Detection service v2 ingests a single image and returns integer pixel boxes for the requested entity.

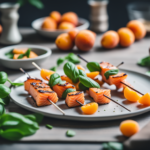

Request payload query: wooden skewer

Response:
[20,68,31,78]
[103,94,131,112]
[32,62,41,71]
[77,54,89,63]
[76,100,84,106]
[116,62,124,68]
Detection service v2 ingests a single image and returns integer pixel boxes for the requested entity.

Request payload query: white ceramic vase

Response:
[88,0,109,32]
[0,3,22,45]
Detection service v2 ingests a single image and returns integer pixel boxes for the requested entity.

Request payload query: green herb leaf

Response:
[28,0,44,9]
[138,56,150,67]
[0,72,8,84]
[79,75,100,89]
[87,62,101,72]
[78,69,87,77]
[25,49,31,58]
[46,124,53,129]
[0,84,11,98]
[17,0,26,6]
[104,69,119,79]
[103,142,123,150]
[66,53,80,64]
[0,98,5,105]
[146,71,150,76]
[32,113,43,124]
[0,104,5,117]
[63,62,79,83]
[78,83,88,91]
[57,58,65,66]
[66,130,76,137]
[7,79,24,86]
[5,50,14,59]
[62,88,76,99]
[17,54,24,59]
[50,66,57,71]
[2,96,10,106]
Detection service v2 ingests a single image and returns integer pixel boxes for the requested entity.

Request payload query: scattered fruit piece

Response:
[120,120,140,137]
[66,130,76,137]
[86,71,99,79]
[58,22,74,30]
[50,11,61,23]
[81,102,98,115]
[41,69,55,80]
[138,93,150,106]
[42,17,57,30]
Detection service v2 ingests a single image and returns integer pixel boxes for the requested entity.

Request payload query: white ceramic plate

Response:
[10,69,150,121]
[31,17,90,38]
[0,45,51,70]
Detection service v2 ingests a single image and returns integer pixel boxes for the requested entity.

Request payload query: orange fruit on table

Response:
[101,30,119,49]
[138,93,150,106]
[55,33,74,51]
[0,24,3,34]
[61,12,78,26]
[68,29,79,41]
[81,102,98,115]
[41,69,55,80]
[50,11,61,23]
[75,30,96,51]
[120,120,140,137]
[127,20,146,40]
[42,17,57,30]
[58,22,74,30]
[118,27,135,47]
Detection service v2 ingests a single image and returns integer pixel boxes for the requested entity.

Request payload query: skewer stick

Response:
[20,68,31,78]
[103,94,131,112]
[116,62,124,68]
[76,100,84,106]
[47,99,65,115]
[120,81,144,96]
[77,54,89,63]
[32,62,41,71]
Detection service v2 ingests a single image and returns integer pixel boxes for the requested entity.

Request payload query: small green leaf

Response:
[5,50,14,59]
[78,69,86,77]
[104,69,119,80]
[50,66,57,71]
[28,0,44,9]
[32,113,43,124]
[138,56,150,67]
[25,49,31,58]
[0,84,11,98]
[0,104,5,116]
[66,53,80,64]
[17,0,26,6]
[7,79,24,86]
[62,88,76,99]
[2,96,10,106]
[108,142,123,150]
[78,83,88,91]
[17,54,24,59]
[46,124,53,129]
[57,58,65,66]
[146,71,150,76]
[0,98,5,105]
[87,62,101,72]
[0,72,8,84]
[66,130,76,137]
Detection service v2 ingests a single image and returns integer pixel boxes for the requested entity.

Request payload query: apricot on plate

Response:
[81,102,98,115]
[120,120,140,137]
[61,75,74,84]
[75,30,96,51]
[50,11,61,23]
[86,71,99,79]
[58,22,74,30]
[41,69,55,80]
[118,27,135,47]
[124,87,142,102]
[127,20,146,40]
[55,33,74,51]
[61,12,78,26]
[76,65,85,71]
[0,24,2,34]
[138,93,150,106]
[101,30,119,49]
[13,48,27,54]
[68,29,79,41]
[42,17,57,30]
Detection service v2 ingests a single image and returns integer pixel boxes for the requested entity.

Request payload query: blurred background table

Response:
[0,28,150,150]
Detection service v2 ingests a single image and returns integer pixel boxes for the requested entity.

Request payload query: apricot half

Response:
[127,20,146,40]
[50,11,61,23]
[81,102,98,115]
[101,30,119,49]
[55,33,74,51]
[124,87,141,102]
[58,22,74,30]
[42,17,57,30]
[76,65,85,71]
[120,120,140,137]
[118,27,135,47]
[41,69,55,80]
[138,93,150,106]
[86,72,99,79]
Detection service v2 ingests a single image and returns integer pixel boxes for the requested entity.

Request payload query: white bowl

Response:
[0,45,51,70]
[31,17,90,38]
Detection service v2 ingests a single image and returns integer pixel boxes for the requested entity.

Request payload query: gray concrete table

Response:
[0,28,150,149]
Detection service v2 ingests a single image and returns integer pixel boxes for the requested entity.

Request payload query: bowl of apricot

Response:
[31,11,90,38]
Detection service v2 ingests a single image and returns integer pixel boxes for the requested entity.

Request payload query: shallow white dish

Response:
[10,69,150,121]
[0,45,51,70]
[31,17,90,38]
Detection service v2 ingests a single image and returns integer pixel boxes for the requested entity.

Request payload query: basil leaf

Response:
[138,56,150,67]
[104,69,119,80]
[66,130,76,137]
[2,96,10,106]
[0,72,8,84]
[62,88,76,99]
[66,53,80,64]
[0,84,11,98]
[0,98,5,105]
[63,62,79,83]
[0,104,5,117]
[25,48,31,58]
[30,113,43,124]
[57,58,65,66]
[50,66,57,71]
[108,142,123,150]
[28,0,44,9]
[79,75,100,89]
[17,54,24,59]
[78,83,88,91]
[46,124,53,129]
[146,71,150,76]
[78,69,86,77]
[7,79,24,86]
[87,62,101,72]
[5,50,14,59]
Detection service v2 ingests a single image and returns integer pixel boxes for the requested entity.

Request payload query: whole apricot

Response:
[50,11,61,23]
[0,25,2,34]
[118,28,135,47]
[101,30,119,49]
[42,17,57,30]
[127,20,146,40]
[58,22,74,30]
[75,30,96,51]
[61,12,78,26]
[120,120,140,137]
[68,29,79,41]
[55,33,74,51]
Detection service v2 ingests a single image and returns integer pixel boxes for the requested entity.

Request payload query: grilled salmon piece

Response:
[109,73,128,89]
[89,88,111,104]
[24,77,43,93]
[65,91,85,107]
[53,82,76,98]
[29,82,58,106]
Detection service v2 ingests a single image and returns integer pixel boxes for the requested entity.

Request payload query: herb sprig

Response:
[17,48,31,59]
